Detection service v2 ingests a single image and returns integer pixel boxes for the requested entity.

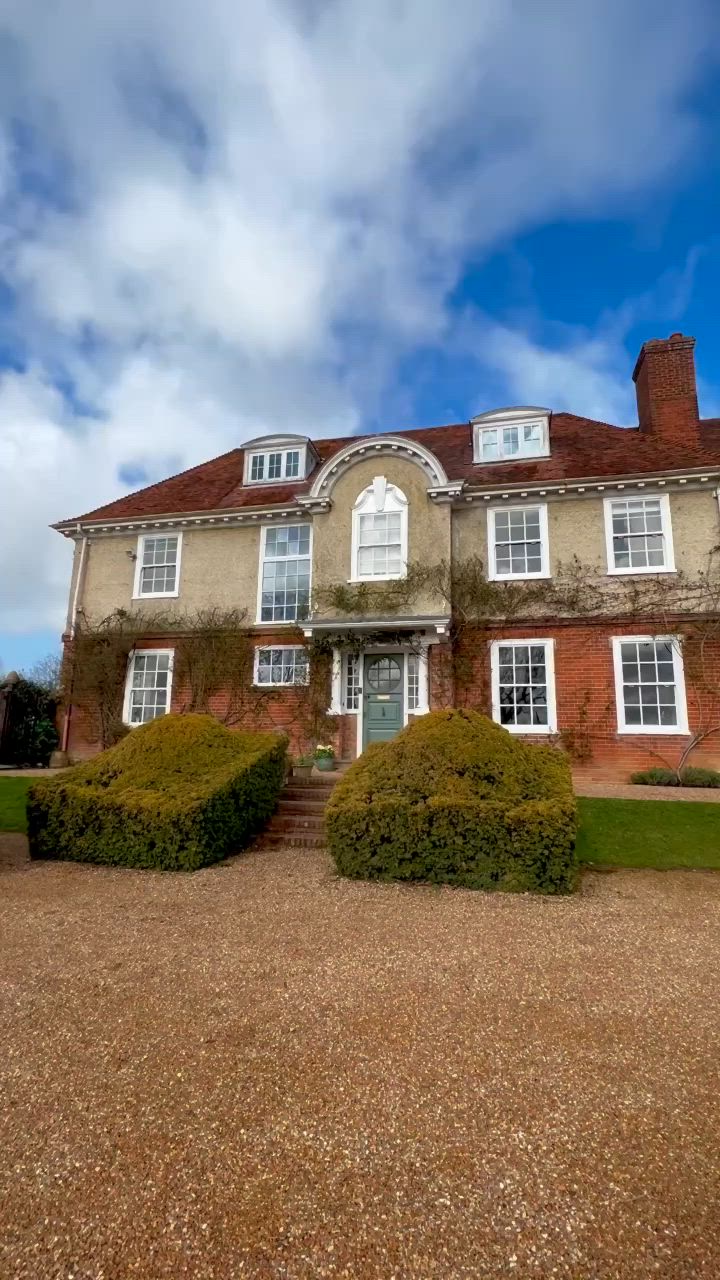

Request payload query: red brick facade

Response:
[62,620,720,782]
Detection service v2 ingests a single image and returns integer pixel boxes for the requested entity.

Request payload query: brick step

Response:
[277,799,329,815]
[283,785,336,803]
[256,831,326,849]
[267,813,326,833]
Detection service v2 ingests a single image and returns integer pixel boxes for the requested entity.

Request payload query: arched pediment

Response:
[307,435,449,500]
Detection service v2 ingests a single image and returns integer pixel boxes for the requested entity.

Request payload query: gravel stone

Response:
[1,837,720,1279]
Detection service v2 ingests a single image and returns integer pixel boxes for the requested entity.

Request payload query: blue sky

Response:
[1,0,720,673]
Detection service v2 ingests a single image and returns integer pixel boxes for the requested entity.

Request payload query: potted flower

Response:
[314,744,336,772]
[292,754,315,780]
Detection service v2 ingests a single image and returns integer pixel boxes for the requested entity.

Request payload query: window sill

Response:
[616,724,690,736]
[254,618,305,627]
[132,591,180,601]
[253,682,310,690]
[473,451,550,465]
[496,722,556,735]
[487,572,551,583]
[348,574,407,584]
[606,567,676,577]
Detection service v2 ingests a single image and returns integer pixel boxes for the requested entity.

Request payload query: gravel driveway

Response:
[2,838,720,1280]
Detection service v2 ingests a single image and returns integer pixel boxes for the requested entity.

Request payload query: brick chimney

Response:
[632,333,699,443]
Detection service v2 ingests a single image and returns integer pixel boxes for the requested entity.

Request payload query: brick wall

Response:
[62,628,327,762]
[437,621,720,781]
[62,621,720,782]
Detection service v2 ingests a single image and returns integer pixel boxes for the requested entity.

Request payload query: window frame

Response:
[490,638,557,735]
[132,532,183,600]
[122,648,175,726]
[474,417,549,464]
[255,522,313,626]
[486,503,550,582]
[611,635,689,735]
[253,646,310,688]
[603,493,675,576]
[471,414,548,465]
[350,479,409,584]
[244,445,307,486]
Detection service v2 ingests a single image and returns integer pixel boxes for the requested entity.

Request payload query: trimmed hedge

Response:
[27,713,287,871]
[631,765,720,788]
[326,709,577,894]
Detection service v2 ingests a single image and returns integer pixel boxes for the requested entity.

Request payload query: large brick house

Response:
[54,333,720,779]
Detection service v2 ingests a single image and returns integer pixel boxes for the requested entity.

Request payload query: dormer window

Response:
[243,435,315,486]
[472,408,550,465]
[249,449,300,483]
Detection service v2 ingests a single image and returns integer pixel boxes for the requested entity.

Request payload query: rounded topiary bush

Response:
[326,709,577,894]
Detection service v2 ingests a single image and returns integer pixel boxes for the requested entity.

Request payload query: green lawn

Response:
[1,778,718,870]
[0,778,32,833]
[577,796,720,870]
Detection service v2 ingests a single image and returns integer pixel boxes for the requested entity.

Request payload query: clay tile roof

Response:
[55,415,720,528]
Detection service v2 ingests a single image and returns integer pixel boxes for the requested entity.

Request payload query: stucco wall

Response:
[68,483,719,631]
[452,487,719,602]
[312,455,451,618]
[77,525,262,624]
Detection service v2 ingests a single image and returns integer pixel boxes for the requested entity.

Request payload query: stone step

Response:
[268,813,326,833]
[257,830,326,849]
[277,798,329,815]
[283,785,336,803]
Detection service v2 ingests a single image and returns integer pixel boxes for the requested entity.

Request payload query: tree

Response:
[23,652,63,694]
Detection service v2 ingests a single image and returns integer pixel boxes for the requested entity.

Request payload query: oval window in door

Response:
[366,656,402,692]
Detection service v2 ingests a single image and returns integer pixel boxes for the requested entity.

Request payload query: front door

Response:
[362,654,405,749]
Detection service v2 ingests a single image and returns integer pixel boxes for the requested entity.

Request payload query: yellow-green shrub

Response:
[326,709,577,893]
[27,714,287,871]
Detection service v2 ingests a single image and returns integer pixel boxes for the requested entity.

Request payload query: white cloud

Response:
[0,0,717,635]
[468,321,635,424]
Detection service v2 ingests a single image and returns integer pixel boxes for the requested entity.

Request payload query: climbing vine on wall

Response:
[64,547,720,770]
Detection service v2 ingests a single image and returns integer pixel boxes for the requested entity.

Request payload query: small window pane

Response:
[502,426,520,455]
[344,654,361,711]
[407,653,420,711]
[481,429,499,460]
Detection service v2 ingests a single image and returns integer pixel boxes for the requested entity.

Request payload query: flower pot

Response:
[314,756,336,772]
[293,764,314,780]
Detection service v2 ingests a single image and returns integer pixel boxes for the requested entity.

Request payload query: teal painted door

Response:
[363,654,405,749]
